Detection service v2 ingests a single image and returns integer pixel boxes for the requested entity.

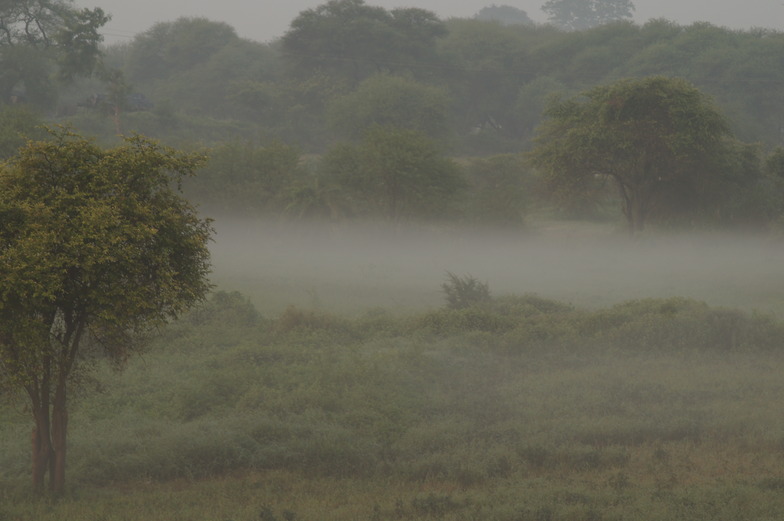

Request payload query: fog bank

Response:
[209,219,784,316]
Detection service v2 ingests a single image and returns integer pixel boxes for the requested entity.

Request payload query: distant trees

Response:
[281,0,446,84]
[123,17,279,119]
[474,5,534,26]
[323,126,463,222]
[542,0,635,31]
[0,0,108,106]
[185,140,305,215]
[327,74,451,140]
[529,76,732,233]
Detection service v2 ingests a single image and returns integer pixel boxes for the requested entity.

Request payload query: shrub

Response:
[441,272,491,309]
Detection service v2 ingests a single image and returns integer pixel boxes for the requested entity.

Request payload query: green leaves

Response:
[529,76,732,231]
[0,128,212,376]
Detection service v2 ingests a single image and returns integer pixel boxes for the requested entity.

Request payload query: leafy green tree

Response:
[281,0,445,84]
[529,76,731,234]
[463,154,532,227]
[327,73,451,141]
[0,129,212,494]
[185,140,305,215]
[0,0,108,106]
[542,0,635,31]
[0,105,47,158]
[474,5,534,26]
[436,18,534,151]
[322,126,463,222]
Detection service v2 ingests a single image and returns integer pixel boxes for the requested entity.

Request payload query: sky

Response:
[74,0,784,45]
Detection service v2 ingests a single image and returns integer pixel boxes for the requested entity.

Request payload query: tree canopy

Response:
[0,129,213,494]
[322,126,463,222]
[281,0,445,84]
[542,0,635,31]
[529,76,732,233]
[0,0,108,105]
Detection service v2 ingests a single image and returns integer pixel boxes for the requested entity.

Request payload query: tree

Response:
[0,0,108,105]
[529,76,731,234]
[322,126,463,222]
[184,140,305,216]
[474,5,534,26]
[542,0,634,31]
[327,73,451,140]
[0,129,213,494]
[281,0,445,84]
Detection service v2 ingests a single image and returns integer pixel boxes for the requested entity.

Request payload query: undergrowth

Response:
[2,290,784,519]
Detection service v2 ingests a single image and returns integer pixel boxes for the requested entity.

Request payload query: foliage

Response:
[0,105,47,159]
[0,128,213,493]
[123,18,279,120]
[327,74,451,141]
[542,0,635,31]
[184,140,305,216]
[461,154,533,226]
[0,0,108,106]
[474,5,534,26]
[281,0,445,84]
[529,76,733,233]
[3,287,784,521]
[441,272,492,309]
[322,126,464,222]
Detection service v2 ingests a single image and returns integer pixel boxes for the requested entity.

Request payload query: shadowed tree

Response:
[0,129,212,494]
[542,0,634,31]
[529,76,731,234]
[323,126,463,222]
[0,0,108,106]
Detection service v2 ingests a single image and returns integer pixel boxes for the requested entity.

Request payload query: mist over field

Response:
[209,219,784,316]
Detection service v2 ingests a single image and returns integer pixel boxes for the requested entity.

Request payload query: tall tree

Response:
[323,126,463,222]
[474,5,534,26]
[327,73,451,141]
[0,0,108,105]
[529,76,731,234]
[281,0,445,84]
[542,0,634,31]
[0,129,212,494]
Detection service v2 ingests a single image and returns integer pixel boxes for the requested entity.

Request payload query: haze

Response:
[209,220,784,317]
[74,0,784,44]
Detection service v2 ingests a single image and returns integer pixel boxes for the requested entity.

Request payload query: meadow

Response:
[2,221,784,520]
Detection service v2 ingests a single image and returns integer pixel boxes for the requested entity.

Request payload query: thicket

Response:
[6,7,784,228]
[2,290,782,492]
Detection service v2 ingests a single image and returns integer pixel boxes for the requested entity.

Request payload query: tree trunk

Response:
[31,403,53,493]
[50,381,68,494]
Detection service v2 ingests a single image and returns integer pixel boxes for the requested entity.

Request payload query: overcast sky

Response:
[73,0,784,45]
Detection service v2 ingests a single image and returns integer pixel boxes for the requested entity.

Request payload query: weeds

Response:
[3,291,784,519]
[441,272,491,309]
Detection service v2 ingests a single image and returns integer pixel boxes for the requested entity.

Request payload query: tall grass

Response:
[2,291,784,519]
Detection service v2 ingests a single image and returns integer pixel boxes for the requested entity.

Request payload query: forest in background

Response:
[4,0,784,230]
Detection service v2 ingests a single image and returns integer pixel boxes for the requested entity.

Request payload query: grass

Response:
[3,220,784,519]
[3,290,784,519]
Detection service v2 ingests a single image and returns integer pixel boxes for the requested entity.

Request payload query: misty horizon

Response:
[74,0,784,45]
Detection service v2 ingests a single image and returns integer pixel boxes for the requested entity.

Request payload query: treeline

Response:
[5,0,784,228]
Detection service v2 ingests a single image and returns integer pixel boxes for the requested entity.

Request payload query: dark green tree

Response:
[327,73,451,140]
[281,0,445,84]
[0,0,108,105]
[185,140,305,216]
[323,126,463,222]
[529,76,731,234]
[0,129,212,494]
[542,0,635,31]
[474,5,534,26]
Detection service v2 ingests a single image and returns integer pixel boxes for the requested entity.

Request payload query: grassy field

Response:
[3,221,784,520]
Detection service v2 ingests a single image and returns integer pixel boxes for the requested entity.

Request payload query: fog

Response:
[76,0,784,45]
[209,219,784,317]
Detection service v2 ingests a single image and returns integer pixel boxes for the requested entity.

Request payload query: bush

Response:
[441,272,491,309]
